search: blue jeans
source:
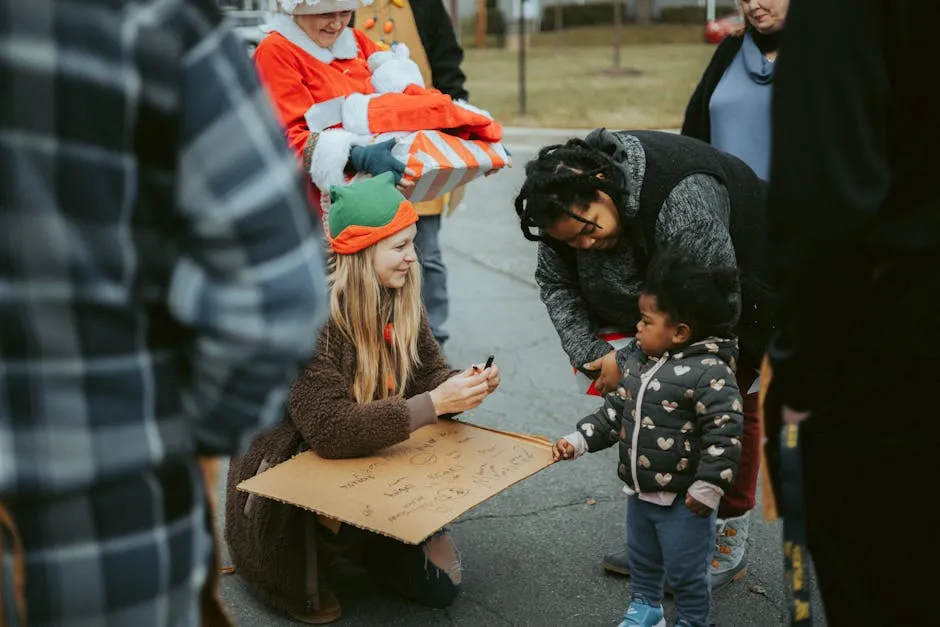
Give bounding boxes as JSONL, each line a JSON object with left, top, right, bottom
{"left": 626, "top": 494, "right": 717, "bottom": 627}
{"left": 414, "top": 215, "right": 449, "bottom": 345}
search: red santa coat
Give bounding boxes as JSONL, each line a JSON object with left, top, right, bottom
{"left": 253, "top": 14, "right": 499, "bottom": 217}
{"left": 255, "top": 26, "right": 378, "bottom": 158}
{"left": 254, "top": 19, "right": 379, "bottom": 213}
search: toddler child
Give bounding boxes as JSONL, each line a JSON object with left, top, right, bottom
{"left": 553, "top": 248, "right": 744, "bottom": 627}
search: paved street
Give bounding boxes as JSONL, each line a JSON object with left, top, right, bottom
{"left": 213, "top": 129, "right": 825, "bottom": 626}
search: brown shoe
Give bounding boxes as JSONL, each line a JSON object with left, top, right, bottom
{"left": 288, "top": 586, "right": 342, "bottom": 625}
{"left": 602, "top": 547, "right": 630, "bottom": 577}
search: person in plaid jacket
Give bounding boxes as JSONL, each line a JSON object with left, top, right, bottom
{"left": 0, "top": 1, "right": 329, "bottom": 625}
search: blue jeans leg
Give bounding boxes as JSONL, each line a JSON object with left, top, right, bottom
{"left": 660, "top": 498, "right": 717, "bottom": 627}
{"left": 626, "top": 495, "right": 717, "bottom": 626}
{"left": 626, "top": 495, "right": 666, "bottom": 605}
{"left": 413, "top": 215, "right": 449, "bottom": 345}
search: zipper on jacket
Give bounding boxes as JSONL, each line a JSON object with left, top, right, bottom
{"left": 630, "top": 354, "right": 669, "bottom": 494}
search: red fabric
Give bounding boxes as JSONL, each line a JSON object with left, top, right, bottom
{"left": 577, "top": 331, "right": 634, "bottom": 397}
{"left": 329, "top": 200, "right": 418, "bottom": 254}
{"left": 254, "top": 29, "right": 380, "bottom": 156}
{"left": 254, "top": 28, "right": 503, "bottom": 218}
{"left": 362, "top": 85, "right": 502, "bottom": 142}
{"left": 720, "top": 367, "right": 761, "bottom": 517}
{"left": 254, "top": 29, "right": 381, "bottom": 213}
{"left": 384, "top": 323, "right": 394, "bottom": 390}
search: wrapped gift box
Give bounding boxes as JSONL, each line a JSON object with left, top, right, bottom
{"left": 389, "top": 130, "right": 511, "bottom": 203}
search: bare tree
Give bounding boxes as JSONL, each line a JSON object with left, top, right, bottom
{"left": 635, "top": 0, "right": 653, "bottom": 25}
{"left": 612, "top": 0, "right": 622, "bottom": 69}
{"left": 605, "top": 0, "right": 641, "bottom": 77}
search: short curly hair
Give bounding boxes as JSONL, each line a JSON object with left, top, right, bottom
{"left": 643, "top": 247, "right": 741, "bottom": 342}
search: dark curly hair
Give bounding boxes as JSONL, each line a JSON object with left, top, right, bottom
{"left": 643, "top": 247, "right": 741, "bottom": 342}
{"left": 513, "top": 138, "right": 627, "bottom": 242}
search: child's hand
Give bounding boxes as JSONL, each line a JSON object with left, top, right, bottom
{"left": 552, "top": 438, "right": 576, "bottom": 462}
{"left": 685, "top": 494, "right": 714, "bottom": 518}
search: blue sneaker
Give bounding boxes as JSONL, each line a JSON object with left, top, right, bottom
{"left": 617, "top": 598, "right": 666, "bottom": 627}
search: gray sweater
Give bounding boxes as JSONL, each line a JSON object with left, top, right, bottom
{"left": 535, "top": 132, "right": 737, "bottom": 369}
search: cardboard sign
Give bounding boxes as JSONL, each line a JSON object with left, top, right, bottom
{"left": 237, "top": 420, "right": 554, "bottom": 545}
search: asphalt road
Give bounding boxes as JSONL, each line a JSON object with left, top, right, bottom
{"left": 212, "top": 129, "right": 826, "bottom": 627}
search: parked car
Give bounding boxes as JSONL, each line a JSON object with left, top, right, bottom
{"left": 704, "top": 12, "right": 743, "bottom": 44}
{"left": 223, "top": 9, "right": 268, "bottom": 54}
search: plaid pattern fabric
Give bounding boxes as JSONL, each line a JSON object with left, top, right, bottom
{"left": 10, "top": 459, "right": 212, "bottom": 626}
{"left": 0, "top": 0, "right": 328, "bottom": 496}
{"left": 1, "top": 0, "right": 329, "bottom": 622}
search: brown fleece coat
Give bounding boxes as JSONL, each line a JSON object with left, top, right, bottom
{"left": 224, "top": 313, "right": 455, "bottom": 616}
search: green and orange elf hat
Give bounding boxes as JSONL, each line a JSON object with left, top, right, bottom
{"left": 327, "top": 173, "right": 419, "bottom": 255}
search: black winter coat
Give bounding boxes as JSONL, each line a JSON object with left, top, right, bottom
{"left": 410, "top": 0, "right": 468, "bottom": 100}
{"left": 576, "top": 338, "right": 743, "bottom": 495}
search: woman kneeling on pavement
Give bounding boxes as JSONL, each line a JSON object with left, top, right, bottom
{"left": 225, "top": 174, "right": 501, "bottom": 624}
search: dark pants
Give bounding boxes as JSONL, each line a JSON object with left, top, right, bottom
{"left": 797, "top": 355, "right": 937, "bottom": 625}
{"left": 361, "top": 531, "right": 460, "bottom": 608}
{"left": 627, "top": 495, "right": 716, "bottom": 626}
{"left": 320, "top": 523, "right": 460, "bottom": 609}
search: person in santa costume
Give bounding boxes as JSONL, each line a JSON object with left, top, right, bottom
{"left": 253, "top": 0, "right": 500, "bottom": 219}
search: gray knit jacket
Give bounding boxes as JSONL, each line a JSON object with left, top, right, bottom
{"left": 535, "top": 130, "right": 738, "bottom": 369}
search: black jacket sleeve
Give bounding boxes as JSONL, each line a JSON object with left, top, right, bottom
{"left": 766, "top": 0, "right": 891, "bottom": 410}
{"left": 411, "top": 0, "right": 469, "bottom": 101}
{"left": 680, "top": 35, "right": 743, "bottom": 143}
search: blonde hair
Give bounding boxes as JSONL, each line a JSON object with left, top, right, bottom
{"left": 328, "top": 246, "right": 423, "bottom": 403}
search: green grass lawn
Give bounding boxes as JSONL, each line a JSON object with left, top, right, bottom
{"left": 462, "top": 27, "right": 715, "bottom": 129}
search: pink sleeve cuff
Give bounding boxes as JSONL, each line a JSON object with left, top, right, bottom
{"left": 688, "top": 479, "right": 724, "bottom": 511}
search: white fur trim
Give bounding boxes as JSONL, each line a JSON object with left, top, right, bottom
{"left": 309, "top": 128, "right": 369, "bottom": 192}
{"left": 366, "top": 49, "right": 394, "bottom": 72}
{"left": 279, "top": 0, "right": 372, "bottom": 14}
{"left": 368, "top": 57, "right": 424, "bottom": 93}
{"left": 262, "top": 13, "right": 359, "bottom": 62}
{"left": 341, "top": 93, "right": 378, "bottom": 136}
{"left": 304, "top": 97, "right": 344, "bottom": 133}
{"left": 366, "top": 42, "right": 409, "bottom": 71}
{"left": 367, "top": 44, "right": 424, "bottom": 93}
{"left": 390, "top": 42, "right": 411, "bottom": 60}
{"left": 454, "top": 99, "right": 494, "bottom": 120}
